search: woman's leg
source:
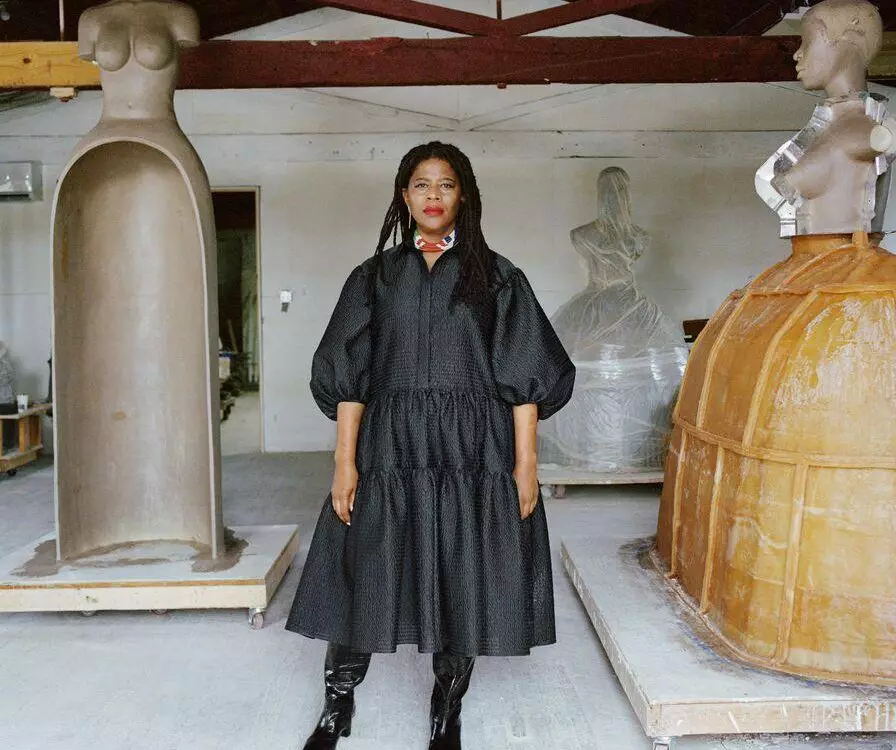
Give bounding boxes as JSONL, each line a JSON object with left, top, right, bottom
{"left": 303, "top": 642, "right": 372, "bottom": 750}
{"left": 428, "top": 651, "right": 475, "bottom": 750}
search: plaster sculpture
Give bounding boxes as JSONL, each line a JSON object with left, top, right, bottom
{"left": 656, "top": 0, "right": 896, "bottom": 685}
{"left": 51, "top": 0, "right": 223, "bottom": 559}
{"left": 539, "top": 168, "right": 687, "bottom": 473}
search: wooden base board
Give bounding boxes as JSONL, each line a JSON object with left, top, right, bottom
{"left": 0, "top": 448, "right": 40, "bottom": 474}
{"left": 561, "top": 535, "right": 896, "bottom": 741}
{"left": 0, "top": 525, "right": 299, "bottom": 614}
{"left": 539, "top": 464, "right": 664, "bottom": 486}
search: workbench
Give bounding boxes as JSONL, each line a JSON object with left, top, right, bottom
{"left": 0, "top": 402, "right": 51, "bottom": 477}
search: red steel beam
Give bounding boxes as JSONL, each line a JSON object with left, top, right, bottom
{"left": 499, "top": 0, "right": 656, "bottom": 36}
{"left": 314, "top": 0, "right": 500, "bottom": 36}
{"left": 169, "top": 36, "right": 801, "bottom": 88}
{"left": 725, "top": 2, "right": 790, "bottom": 35}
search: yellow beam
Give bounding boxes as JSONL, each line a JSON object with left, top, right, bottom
{"left": 0, "top": 42, "right": 98, "bottom": 89}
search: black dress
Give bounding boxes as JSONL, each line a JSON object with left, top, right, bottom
{"left": 286, "top": 241, "right": 575, "bottom": 657}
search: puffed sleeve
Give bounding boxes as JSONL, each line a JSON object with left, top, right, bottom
{"left": 491, "top": 268, "right": 576, "bottom": 420}
{"left": 310, "top": 265, "right": 372, "bottom": 420}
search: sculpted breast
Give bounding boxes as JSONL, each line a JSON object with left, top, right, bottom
{"left": 90, "top": 13, "right": 178, "bottom": 73}
{"left": 94, "top": 24, "right": 130, "bottom": 72}
{"left": 133, "top": 28, "right": 177, "bottom": 71}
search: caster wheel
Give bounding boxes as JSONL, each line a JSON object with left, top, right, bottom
{"left": 152, "top": 609, "right": 169, "bottom": 615}
{"left": 6, "top": 470, "right": 17, "bottom": 477}
{"left": 540, "top": 485, "right": 553, "bottom": 500}
{"left": 653, "top": 738, "right": 676, "bottom": 750}
{"left": 553, "top": 484, "right": 567, "bottom": 499}
{"left": 249, "top": 609, "right": 265, "bottom": 630}
{"left": 80, "top": 610, "right": 97, "bottom": 617}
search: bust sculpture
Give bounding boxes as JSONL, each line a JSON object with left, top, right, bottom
{"left": 756, "top": 0, "right": 891, "bottom": 236}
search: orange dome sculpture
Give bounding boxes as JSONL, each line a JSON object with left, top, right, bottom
{"left": 656, "top": 231, "right": 896, "bottom": 685}
{"left": 655, "top": 0, "right": 896, "bottom": 686}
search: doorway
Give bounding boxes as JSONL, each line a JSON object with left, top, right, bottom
{"left": 213, "top": 188, "right": 262, "bottom": 455}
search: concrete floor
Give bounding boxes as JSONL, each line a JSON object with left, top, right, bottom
{"left": 0, "top": 454, "right": 893, "bottom": 750}
{"left": 221, "top": 391, "right": 262, "bottom": 456}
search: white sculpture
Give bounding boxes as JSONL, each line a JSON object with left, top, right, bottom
{"left": 0, "top": 342, "right": 14, "bottom": 405}
{"left": 539, "top": 168, "right": 687, "bottom": 473}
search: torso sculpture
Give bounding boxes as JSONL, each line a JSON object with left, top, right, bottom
{"left": 656, "top": 0, "right": 896, "bottom": 685}
{"left": 51, "top": 0, "right": 223, "bottom": 559}
{"left": 540, "top": 168, "right": 687, "bottom": 472}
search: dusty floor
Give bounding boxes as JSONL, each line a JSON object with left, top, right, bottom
{"left": 0, "top": 454, "right": 892, "bottom": 750}
{"left": 221, "top": 391, "right": 262, "bottom": 456}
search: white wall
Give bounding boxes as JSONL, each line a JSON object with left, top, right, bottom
{"left": 0, "top": 75, "right": 892, "bottom": 452}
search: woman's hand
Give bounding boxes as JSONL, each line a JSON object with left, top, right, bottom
{"left": 332, "top": 401, "right": 366, "bottom": 526}
{"left": 514, "top": 461, "right": 540, "bottom": 520}
{"left": 331, "top": 459, "right": 358, "bottom": 526}
{"left": 512, "top": 404, "right": 540, "bottom": 519}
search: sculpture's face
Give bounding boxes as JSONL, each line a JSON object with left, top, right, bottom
{"left": 402, "top": 158, "right": 463, "bottom": 240}
{"left": 794, "top": 17, "right": 840, "bottom": 91}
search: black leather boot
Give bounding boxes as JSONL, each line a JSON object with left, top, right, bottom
{"left": 428, "top": 651, "right": 475, "bottom": 750}
{"left": 303, "top": 643, "right": 372, "bottom": 750}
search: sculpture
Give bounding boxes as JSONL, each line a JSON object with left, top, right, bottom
{"left": 51, "top": 0, "right": 223, "bottom": 559}
{"left": 539, "top": 168, "right": 687, "bottom": 473}
{"left": 0, "top": 342, "right": 13, "bottom": 406}
{"left": 655, "top": 0, "right": 896, "bottom": 685}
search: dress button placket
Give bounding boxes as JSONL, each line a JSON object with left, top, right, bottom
{"left": 417, "top": 260, "right": 432, "bottom": 390}
{"left": 416, "top": 258, "right": 432, "bottom": 467}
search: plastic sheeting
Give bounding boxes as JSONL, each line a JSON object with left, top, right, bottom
{"left": 0, "top": 341, "right": 14, "bottom": 405}
{"left": 539, "top": 168, "right": 688, "bottom": 473}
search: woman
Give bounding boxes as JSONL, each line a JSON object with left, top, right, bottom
{"left": 286, "top": 142, "right": 575, "bottom": 750}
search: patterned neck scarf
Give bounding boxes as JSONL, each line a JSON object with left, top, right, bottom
{"left": 414, "top": 228, "right": 457, "bottom": 254}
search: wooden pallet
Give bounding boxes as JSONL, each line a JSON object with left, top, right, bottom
{"left": 539, "top": 464, "right": 664, "bottom": 498}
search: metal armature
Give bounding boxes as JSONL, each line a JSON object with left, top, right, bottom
{"left": 755, "top": 92, "right": 894, "bottom": 237}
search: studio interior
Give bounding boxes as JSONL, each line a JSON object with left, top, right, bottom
{"left": 0, "top": 1, "right": 894, "bottom": 749}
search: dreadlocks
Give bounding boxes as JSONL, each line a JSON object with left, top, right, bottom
{"left": 371, "top": 141, "right": 496, "bottom": 303}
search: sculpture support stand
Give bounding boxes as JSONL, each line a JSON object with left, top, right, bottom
{"left": 562, "top": 529, "right": 896, "bottom": 749}
{"left": 0, "top": 526, "right": 299, "bottom": 630}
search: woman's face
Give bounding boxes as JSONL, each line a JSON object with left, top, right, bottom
{"left": 402, "top": 158, "right": 463, "bottom": 240}
{"left": 794, "top": 17, "right": 840, "bottom": 91}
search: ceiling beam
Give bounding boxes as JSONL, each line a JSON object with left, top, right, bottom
{"left": 1, "top": 36, "right": 805, "bottom": 89}
{"left": 0, "top": 0, "right": 62, "bottom": 41}
{"left": 0, "top": 0, "right": 320, "bottom": 42}
{"left": 498, "top": 0, "right": 655, "bottom": 36}
{"left": 579, "top": 0, "right": 795, "bottom": 37}
{"left": 191, "top": 0, "right": 320, "bottom": 38}
{"left": 878, "top": 4, "right": 896, "bottom": 32}
{"left": 204, "top": 36, "right": 805, "bottom": 87}
{"left": 725, "top": 2, "right": 790, "bottom": 36}
{"left": 8, "top": 1, "right": 886, "bottom": 44}
{"left": 313, "top": 0, "right": 500, "bottom": 36}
